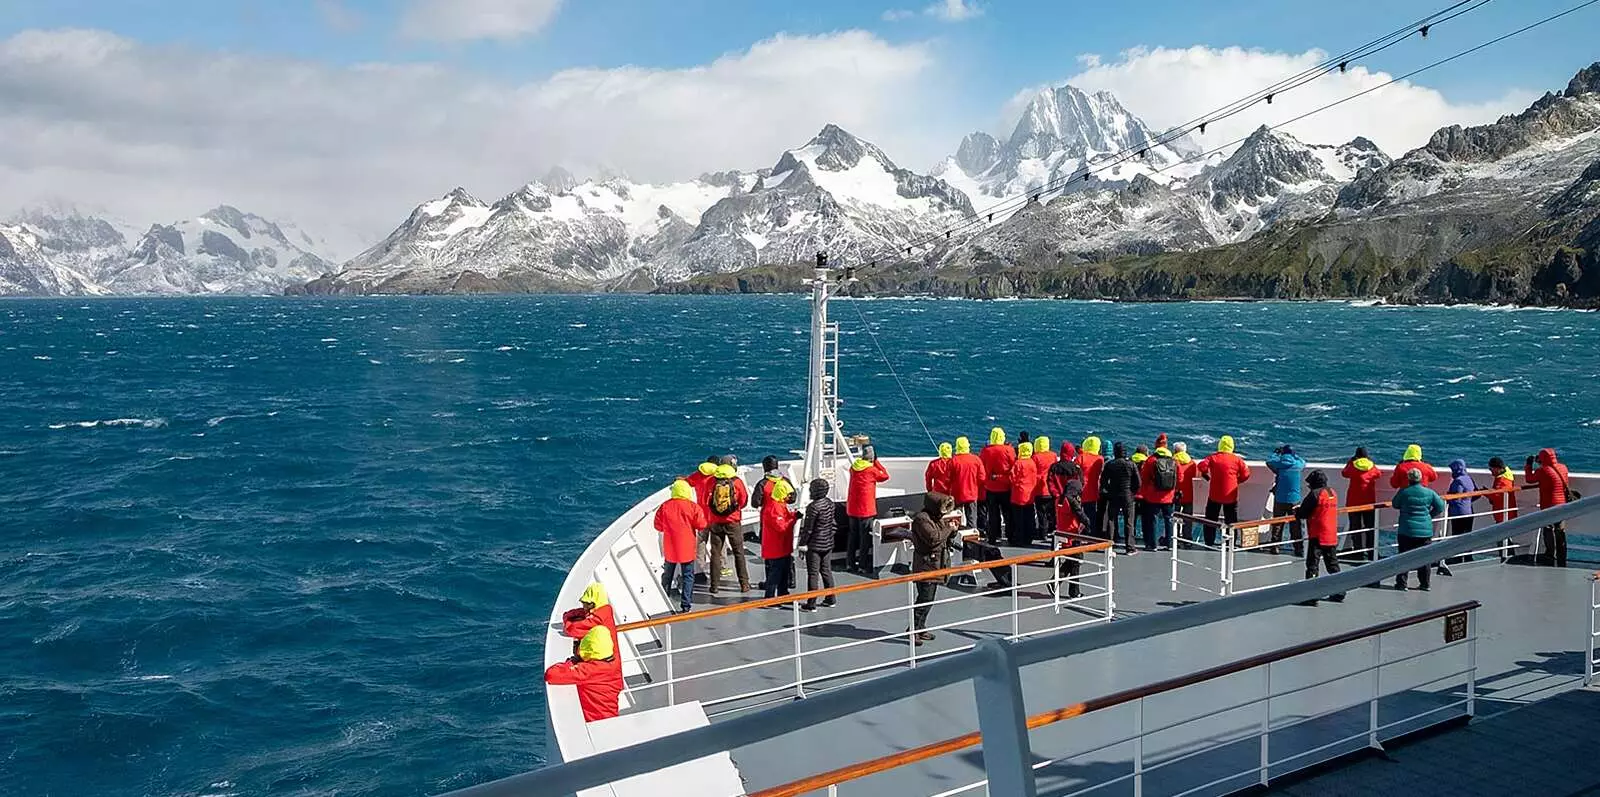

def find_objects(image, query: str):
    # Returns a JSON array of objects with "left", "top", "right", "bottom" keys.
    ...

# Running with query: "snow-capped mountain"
[
  {"left": 0, "top": 205, "right": 333, "bottom": 296},
  {"left": 306, "top": 124, "right": 975, "bottom": 293},
  {"left": 945, "top": 125, "right": 1391, "bottom": 267},
  {"left": 934, "top": 84, "right": 1206, "bottom": 203}
]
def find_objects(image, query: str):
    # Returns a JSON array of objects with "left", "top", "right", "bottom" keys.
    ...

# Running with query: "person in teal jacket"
[
  {"left": 1391, "top": 468, "right": 1447, "bottom": 591},
  {"left": 1266, "top": 445, "right": 1307, "bottom": 557}
]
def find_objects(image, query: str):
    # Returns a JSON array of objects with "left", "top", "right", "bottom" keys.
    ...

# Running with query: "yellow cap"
[
  {"left": 1017, "top": 442, "right": 1034, "bottom": 459},
  {"left": 1218, "top": 436, "right": 1235, "bottom": 454},
  {"left": 1403, "top": 444, "right": 1423, "bottom": 462},
  {"left": 714, "top": 464, "right": 737, "bottom": 479},
  {"left": 938, "top": 442, "right": 953, "bottom": 459},
  {"left": 989, "top": 427, "right": 1006, "bottom": 446},
  {"left": 580, "top": 582, "right": 609, "bottom": 608},
  {"left": 954, "top": 436, "right": 971, "bottom": 455},
  {"left": 1034, "top": 436, "right": 1050, "bottom": 454},
  {"left": 698, "top": 461, "right": 716, "bottom": 476},
  {"left": 1081, "top": 436, "right": 1102, "bottom": 456}
]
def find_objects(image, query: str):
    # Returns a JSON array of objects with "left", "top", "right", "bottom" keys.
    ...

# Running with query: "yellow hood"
[
  {"left": 1081, "top": 436, "right": 1102, "bottom": 456},
  {"left": 1033, "top": 436, "right": 1051, "bottom": 455},
  {"left": 1402, "top": 444, "right": 1423, "bottom": 462},
  {"left": 580, "top": 582, "right": 609, "bottom": 609},
  {"left": 1497, "top": 466, "right": 1516, "bottom": 482},
  {"left": 1131, "top": 452, "right": 1148, "bottom": 464},
  {"left": 1155, "top": 447, "right": 1171, "bottom": 458},
  {"left": 669, "top": 479, "right": 693, "bottom": 501},
  {"left": 954, "top": 436, "right": 971, "bottom": 455},
  {"left": 714, "top": 464, "right": 737, "bottom": 479},
  {"left": 1351, "top": 457, "right": 1375, "bottom": 472},
  {"left": 989, "top": 427, "right": 1006, "bottom": 446},
  {"left": 577, "top": 626, "right": 615, "bottom": 661},
  {"left": 1218, "top": 436, "right": 1235, "bottom": 454},
  {"left": 771, "top": 479, "right": 794, "bottom": 503},
  {"left": 938, "top": 442, "right": 953, "bottom": 459},
  {"left": 697, "top": 462, "right": 716, "bottom": 476},
  {"left": 1017, "top": 442, "right": 1034, "bottom": 459},
  {"left": 851, "top": 458, "right": 873, "bottom": 472},
  {"left": 1174, "top": 450, "right": 1192, "bottom": 465}
]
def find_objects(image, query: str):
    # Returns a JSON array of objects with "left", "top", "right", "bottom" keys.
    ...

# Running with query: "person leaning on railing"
[
  {"left": 544, "top": 626, "right": 624, "bottom": 723},
  {"left": 908, "top": 491, "right": 957, "bottom": 645},
  {"left": 1341, "top": 448, "right": 1383, "bottom": 562},
  {"left": 1526, "top": 448, "right": 1574, "bottom": 567},
  {"left": 1197, "top": 435, "right": 1251, "bottom": 547},
  {"left": 1391, "top": 468, "right": 1447, "bottom": 591}
]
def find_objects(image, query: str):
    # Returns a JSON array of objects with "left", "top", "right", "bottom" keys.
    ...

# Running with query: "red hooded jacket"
[
  {"left": 1490, "top": 470, "right": 1519, "bottom": 522},
  {"left": 654, "top": 496, "right": 706, "bottom": 564},
  {"left": 545, "top": 657, "right": 624, "bottom": 723},
  {"left": 925, "top": 457, "right": 954, "bottom": 494},
  {"left": 1176, "top": 458, "right": 1199, "bottom": 504},
  {"left": 706, "top": 478, "right": 748, "bottom": 525},
  {"left": 949, "top": 452, "right": 985, "bottom": 503},
  {"left": 1077, "top": 450, "right": 1105, "bottom": 503},
  {"left": 685, "top": 468, "right": 715, "bottom": 509},
  {"left": 1139, "top": 455, "right": 1177, "bottom": 504},
  {"left": 1526, "top": 448, "right": 1571, "bottom": 509},
  {"left": 847, "top": 459, "right": 890, "bottom": 518},
  {"left": 562, "top": 605, "right": 617, "bottom": 645},
  {"left": 1300, "top": 487, "right": 1340, "bottom": 547},
  {"left": 760, "top": 500, "right": 797, "bottom": 558},
  {"left": 1390, "top": 460, "right": 1437, "bottom": 490},
  {"left": 1199, "top": 452, "right": 1251, "bottom": 504},
  {"left": 1031, "top": 449, "right": 1058, "bottom": 500},
  {"left": 980, "top": 444, "right": 1016, "bottom": 493},
  {"left": 1009, "top": 456, "right": 1039, "bottom": 506},
  {"left": 1342, "top": 459, "right": 1384, "bottom": 507}
]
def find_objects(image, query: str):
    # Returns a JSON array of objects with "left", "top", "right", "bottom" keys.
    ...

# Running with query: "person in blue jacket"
[
  {"left": 1266, "top": 445, "right": 1306, "bottom": 557},
  {"left": 1440, "top": 459, "right": 1481, "bottom": 574},
  {"left": 1392, "top": 468, "right": 1447, "bottom": 591}
]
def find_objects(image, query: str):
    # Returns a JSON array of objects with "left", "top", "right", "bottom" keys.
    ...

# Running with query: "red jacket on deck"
[
  {"left": 685, "top": 470, "right": 715, "bottom": 509},
  {"left": 847, "top": 460, "right": 890, "bottom": 518},
  {"left": 545, "top": 657, "right": 624, "bottom": 723},
  {"left": 1390, "top": 460, "right": 1437, "bottom": 490},
  {"left": 1199, "top": 452, "right": 1251, "bottom": 504},
  {"left": 1009, "top": 457, "right": 1039, "bottom": 506},
  {"left": 705, "top": 478, "right": 748, "bottom": 525},
  {"left": 1526, "top": 448, "right": 1571, "bottom": 509},
  {"left": 1342, "top": 460, "right": 1384, "bottom": 507},
  {"left": 562, "top": 605, "right": 617, "bottom": 645},
  {"left": 760, "top": 499, "right": 797, "bottom": 559},
  {"left": 1490, "top": 471, "right": 1520, "bottom": 522},
  {"left": 950, "top": 452, "right": 985, "bottom": 503},
  {"left": 1301, "top": 488, "right": 1340, "bottom": 547},
  {"left": 1078, "top": 452, "right": 1105, "bottom": 503},
  {"left": 980, "top": 444, "right": 1016, "bottom": 494},
  {"left": 1175, "top": 458, "right": 1199, "bottom": 505},
  {"left": 654, "top": 496, "right": 706, "bottom": 564},
  {"left": 925, "top": 457, "right": 955, "bottom": 495},
  {"left": 1031, "top": 450, "right": 1058, "bottom": 499},
  {"left": 1139, "top": 456, "right": 1177, "bottom": 504}
]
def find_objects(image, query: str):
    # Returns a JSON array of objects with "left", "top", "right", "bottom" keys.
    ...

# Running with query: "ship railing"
[
  {"left": 614, "top": 540, "right": 1115, "bottom": 718},
  {"left": 1587, "top": 572, "right": 1600, "bottom": 686},
  {"left": 448, "top": 497, "right": 1599, "bottom": 797},
  {"left": 1168, "top": 514, "right": 1230, "bottom": 596},
  {"left": 747, "top": 601, "right": 1481, "bottom": 797}
]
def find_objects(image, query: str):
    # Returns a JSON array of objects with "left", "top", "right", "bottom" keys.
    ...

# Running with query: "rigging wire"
[
  {"left": 850, "top": 0, "right": 1508, "bottom": 268},
  {"left": 845, "top": 300, "right": 938, "bottom": 451}
]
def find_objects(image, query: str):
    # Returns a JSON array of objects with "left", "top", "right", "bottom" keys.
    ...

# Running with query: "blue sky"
[{"left": 1, "top": 0, "right": 1596, "bottom": 249}]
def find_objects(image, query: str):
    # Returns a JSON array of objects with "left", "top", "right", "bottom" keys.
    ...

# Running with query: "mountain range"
[{"left": 8, "top": 61, "right": 1600, "bottom": 305}]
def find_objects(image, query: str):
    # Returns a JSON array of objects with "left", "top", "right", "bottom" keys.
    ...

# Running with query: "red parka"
[
  {"left": 1009, "top": 457, "right": 1039, "bottom": 506},
  {"left": 545, "top": 657, "right": 623, "bottom": 722},
  {"left": 980, "top": 444, "right": 1016, "bottom": 494},
  {"left": 706, "top": 478, "right": 748, "bottom": 525},
  {"left": 1175, "top": 457, "right": 1199, "bottom": 505},
  {"left": 1489, "top": 470, "right": 1519, "bottom": 522},
  {"left": 1031, "top": 449, "right": 1058, "bottom": 500},
  {"left": 1139, "top": 455, "right": 1177, "bottom": 504},
  {"left": 1300, "top": 487, "right": 1340, "bottom": 547},
  {"left": 1199, "top": 451, "right": 1252, "bottom": 504},
  {"left": 654, "top": 494, "right": 706, "bottom": 564},
  {"left": 1342, "top": 459, "right": 1384, "bottom": 507},
  {"left": 950, "top": 452, "right": 985, "bottom": 503},
  {"left": 847, "top": 459, "right": 890, "bottom": 518},
  {"left": 1078, "top": 450, "right": 1105, "bottom": 503},
  {"left": 760, "top": 499, "right": 797, "bottom": 559},
  {"left": 1526, "top": 448, "right": 1571, "bottom": 509},
  {"left": 925, "top": 457, "right": 954, "bottom": 495},
  {"left": 562, "top": 604, "right": 617, "bottom": 645}
]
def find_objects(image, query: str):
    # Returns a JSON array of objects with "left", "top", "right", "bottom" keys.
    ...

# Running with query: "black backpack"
[
  {"left": 1153, "top": 456, "right": 1178, "bottom": 491},
  {"left": 709, "top": 478, "right": 739, "bottom": 516}
]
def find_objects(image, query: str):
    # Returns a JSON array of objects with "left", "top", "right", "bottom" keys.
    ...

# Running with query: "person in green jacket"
[{"left": 1391, "top": 468, "right": 1447, "bottom": 591}]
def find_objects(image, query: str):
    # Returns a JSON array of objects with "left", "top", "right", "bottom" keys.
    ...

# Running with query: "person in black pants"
[
  {"left": 797, "top": 478, "right": 838, "bottom": 612},
  {"left": 1346, "top": 508, "right": 1377, "bottom": 562},
  {"left": 1099, "top": 442, "right": 1141, "bottom": 555},
  {"left": 1203, "top": 501, "right": 1238, "bottom": 547}
]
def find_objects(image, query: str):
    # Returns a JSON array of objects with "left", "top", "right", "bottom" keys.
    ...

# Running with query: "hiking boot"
[
  {"left": 799, "top": 603, "right": 817, "bottom": 613},
  {"left": 918, "top": 631, "right": 935, "bottom": 641},
  {"left": 821, "top": 599, "right": 837, "bottom": 608}
]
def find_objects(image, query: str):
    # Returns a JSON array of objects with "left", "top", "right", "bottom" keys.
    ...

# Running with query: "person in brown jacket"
[{"left": 909, "top": 491, "right": 957, "bottom": 644}]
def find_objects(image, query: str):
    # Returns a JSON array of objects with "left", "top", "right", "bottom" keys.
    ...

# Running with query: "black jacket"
[
  {"left": 911, "top": 492, "right": 956, "bottom": 573},
  {"left": 1100, "top": 457, "right": 1141, "bottom": 502},
  {"left": 798, "top": 497, "right": 838, "bottom": 551}
]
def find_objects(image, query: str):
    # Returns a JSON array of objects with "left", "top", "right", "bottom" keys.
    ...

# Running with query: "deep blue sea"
[{"left": 2, "top": 295, "right": 1597, "bottom": 797}]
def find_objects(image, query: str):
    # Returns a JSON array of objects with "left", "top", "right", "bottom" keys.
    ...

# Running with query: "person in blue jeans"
[
  {"left": 1266, "top": 444, "right": 1307, "bottom": 557},
  {"left": 1392, "top": 468, "right": 1447, "bottom": 591}
]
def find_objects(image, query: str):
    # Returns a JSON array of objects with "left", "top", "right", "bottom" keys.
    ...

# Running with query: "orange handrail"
[
  {"left": 617, "top": 539, "right": 1113, "bottom": 633},
  {"left": 1231, "top": 485, "right": 1527, "bottom": 531},
  {"left": 747, "top": 600, "right": 1481, "bottom": 797}
]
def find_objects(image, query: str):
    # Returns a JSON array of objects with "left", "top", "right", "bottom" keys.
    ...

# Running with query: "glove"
[
  {"left": 798, "top": 545, "right": 809, "bottom": 554},
  {"left": 562, "top": 607, "right": 587, "bottom": 623}
]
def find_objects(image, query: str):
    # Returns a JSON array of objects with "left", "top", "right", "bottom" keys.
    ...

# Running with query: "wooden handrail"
[
  {"left": 748, "top": 600, "right": 1481, "bottom": 797},
  {"left": 616, "top": 540, "right": 1113, "bottom": 633},
  {"left": 1231, "top": 486, "right": 1526, "bottom": 531}
]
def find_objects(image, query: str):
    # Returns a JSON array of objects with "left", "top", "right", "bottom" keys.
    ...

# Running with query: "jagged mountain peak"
[
  {"left": 775, "top": 123, "right": 898, "bottom": 174},
  {"left": 955, "top": 132, "right": 1001, "bottom": 175},
  {"left": 541, "top": 166, "right": 580, "bottom": 193},
  {"left": 1566, "top": 61, "right": 1600, "bottom": 98}
]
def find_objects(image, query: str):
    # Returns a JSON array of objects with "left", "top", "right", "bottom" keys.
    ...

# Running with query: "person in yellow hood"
[
  {"left": 562, "top": 582, "right": 617, "bottom": 657},
  {"left": 1031, "top": 436, "right": 1058, "bottom": 536},
  {"left": 949, "top": 436, "right": 985, "bottom": 528},
  {"left": 1341, "top": 447, "right": 1384, "bottom": 562},
  {"left": 979, "top": 428, "right": 1016, "bottom": 545},
  {"left": 1077, "top": 436, "right": 1106, "bottom": 536},
  {"left": 925, "top": 441, "right": 955, "bottom": 495},
  {"left": 545, "top": 626, "right": 623, "bottom": 722}
]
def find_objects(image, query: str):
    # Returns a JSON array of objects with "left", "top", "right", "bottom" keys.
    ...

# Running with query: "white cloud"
[
  {"left": 883, "top": 0, "right": 982, "bottom": 23},
  {"left": 314, "top": 0, "right": 363, "bottom": 33},
  {"left": 1063, "top": 46, "right": 1536, "bottom": 160},
  {"left": 399, "top": 0, "right": 564, "bottom": 43},
  {"left": 0, "top": 29, "right": 949, "bottom": 256}
]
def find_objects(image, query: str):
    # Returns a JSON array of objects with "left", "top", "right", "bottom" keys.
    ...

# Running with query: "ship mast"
[{"left": 800, "top": 252, "right": 857, "bottom": 497}]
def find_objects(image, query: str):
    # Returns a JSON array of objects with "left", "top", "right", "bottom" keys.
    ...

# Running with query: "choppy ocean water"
[{"left": 2, "top": 295, "right": 1597, "bottom": 797}]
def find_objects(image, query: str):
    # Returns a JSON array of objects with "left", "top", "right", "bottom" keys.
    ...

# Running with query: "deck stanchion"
[
  {"left": 1053, "top": 549, "right": 1063, "bottom": 616},
  {"left": 907, "top": 579, "right": 917, "bottom": 668},
  {"left": 665, "top": 624, "right": 676, "bottom": 706},
  {"left": 1132, "top": 698, "right": 1146, "bottom": 797},
  {"left": 1011, "top": 574, "right": 1021, "bottom": 640},
  {"left": 1466, "top": 608, "right": 1477, "bottom": 718},
  {"left": 1589, "top": 576, "right": 1599, "bottom": 685},
  {"left": 1105, "top": 547, "right": 1116, "bottom": 617},
  {"left": 1259, "top": 662, "right": 1272, "bottom": 786},
  {"left": 1169, "top": 534, "right": 1179, "bottom": 593},
  {"left": 1367, "top": 635, "right": 1381, "bottom": 749},
  {"left": 1221, "top": 524, "right": 1234, "bottom": 596},
  {"left": 792, "top": 600, "right": 806, "bottom": 700}
]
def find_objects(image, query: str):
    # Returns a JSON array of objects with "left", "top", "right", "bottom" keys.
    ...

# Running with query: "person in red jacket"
[
  {"left": 1486, "top": 456, "right": 1519, "bottom": 563},
  {"left": 1031, "top": 436, "right": 1059, "bottom": 537},
  {"left": 654, "top": 479, "right": 706, "bottom": 613},
  {"left": 1139, "top": 446, "right": 1178, "bottom": 552},
  {"left": 1077, "top": 436, "right": 1105, "bottom": 537},
  {"left": 1172, "top": 442, "right": 1200, "bottom": 544},
  {"left": 1197, "top": 435, "right": 1251, "bottom": 547},
  {"left": 1526, "top": 448, "right": 1572, "bottom": 566},
  {"left": 1295, "top": 471, "right": 1345, "bottom": 603},
  {"left": 1341, "top": 447, "right": 1384, "bottom": 562},
  {"left": 925, "top": 441, "right": 955, "bottom": 495},
  {"left": 545, "top": 626, "right": 624, "bottom": 723},
  {"left": 949, "top": 436, "right": 985, "bottom": 529},
  {"left": 760, "top": 479, "right": 799, "bottom": 598},
  {"left": 1008, "top": 442, "right": 1040, "bottom": 546},
  {"left": 686, "top": 457, "right": 719, "bottom": 507},
  {"left": 562, "top": 582, "right": 618, "bottom": 655},
  {"left": 979, "top": 428, "right": 1017, "bottom": 545},
  {"left": 704, "top": 463, "right": 750, "bottom": 595},
  {"left": 846, "top": 446, "right": 891, "bottom": 574},
  {"left": 1389, "top": 445, "right": 1437, "bottom": 489}
]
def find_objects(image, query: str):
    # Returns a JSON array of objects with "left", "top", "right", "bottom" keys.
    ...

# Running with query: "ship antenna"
[{"left": 800, "top": 252, "right": 856, "bottom": 496}]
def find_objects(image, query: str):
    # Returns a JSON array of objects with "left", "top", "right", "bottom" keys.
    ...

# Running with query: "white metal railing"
[
  {"left": 624, "top": 545, "right": 1115, "bottom": 717},
  {"left": 457, "top": 496, "right": 1599, "bottom": 797},
  {"left": 927, "top": 603, "right": 1479, "bottom": 797},
  {"left": 1587, "top": 573, "right": 1600, "bottom": 686}
]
